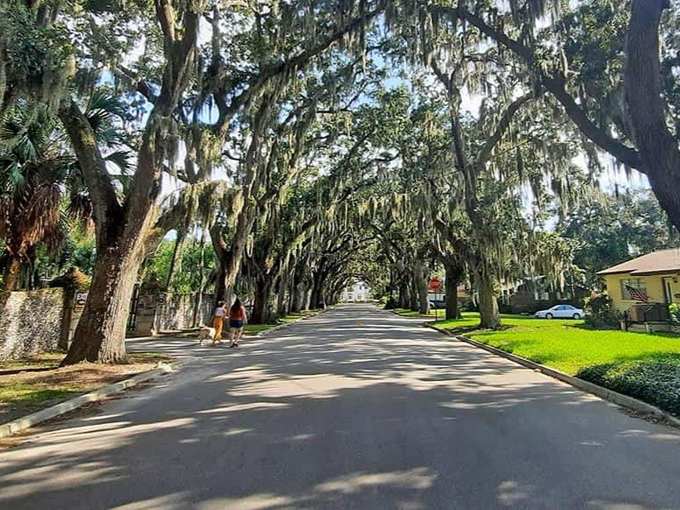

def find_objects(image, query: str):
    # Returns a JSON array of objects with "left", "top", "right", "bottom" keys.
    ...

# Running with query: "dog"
[{"left": 198, "top": 326, "right": 217, "bottom": 346}]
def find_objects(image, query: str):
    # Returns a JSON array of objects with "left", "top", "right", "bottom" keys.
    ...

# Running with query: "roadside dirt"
[{"left": 0, "top": 353, "right": 172, "bottom": 425}]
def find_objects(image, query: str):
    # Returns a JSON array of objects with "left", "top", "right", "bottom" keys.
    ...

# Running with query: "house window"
[{"left": 621, "top": 278, "right": 646, "bottom": 300}]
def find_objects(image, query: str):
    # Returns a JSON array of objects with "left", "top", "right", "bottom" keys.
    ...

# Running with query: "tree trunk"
[
  {"left": 302, "top": 287, "right": 311, "bottom": 311},
  {"left": 58, "top": 286, "right": 76, "bottom": 350},
  {"left": 192, "top": 230, "right": 206, "bottom": 327},
  {"left": 445, "top": 282, "right": 459, "bottom": 320},
  {"left": 398, "top": 281, "right": 408, "bottom": 309},
  {"left": 2, "top": 255, "right": 22, "bottom": 291},
  {"left": 213, "top": 261, "right": 228, "bottom": 303},
  {"left": 409, "top": 277, "right": 419, "bottom": 312},
  {"left": 61, "top": 246, "right": 142, "bottom": 364},
  {"left": 309, "top": 286, "right": 318, "bottom": 311},
  {"left": 477, "top": 268, "right": 500, "bottom": 329},
  {"left": 57, "top": 4, "right": 204, "bottom": 364},
  {"left": 624, "top": 0, "right": 680, "bottom": 233},
  {"left": 291, "top": 281, "right": 302, "bottom": 313},
  {"left": 211, "top": 207, "right": 256, "bottom": 306},
  {"left": 310, "top": 272, "right": 325, "bottom": 309},
  {"left": 276, "top": 271, "right": 289, "bottom": 317},
  {"left": 414, "top": 263, "right": 430, "bottom": 315},
  {"left": 165, "top": 230, "right": 185, "bottom": 290},
  {"left": 287, "top": 277, "right": 297, "bottom": 314},
  {"left": 445, "top": 261, "right": 463, "bottom": 320},
  {"left": 251, "top": 278, "right": 272, "bottom": 324}
]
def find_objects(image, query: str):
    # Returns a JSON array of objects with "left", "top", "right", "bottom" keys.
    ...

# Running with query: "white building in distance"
[{"left": 341, "top": 280, "right": 370, "bottom": 302}]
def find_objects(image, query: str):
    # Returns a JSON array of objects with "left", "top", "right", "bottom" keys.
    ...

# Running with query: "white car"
[{"left": 534, "top": 305, "right": 585, "bottom": 319}]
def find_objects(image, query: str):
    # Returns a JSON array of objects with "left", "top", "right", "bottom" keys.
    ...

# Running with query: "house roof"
[{"left": 597, "top": 248, "right": 680, "bottom": 276}]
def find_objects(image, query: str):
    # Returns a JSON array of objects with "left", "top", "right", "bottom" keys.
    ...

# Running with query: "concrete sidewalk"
[{"left": 1, "top": 304, "right": 680, "bottom": 509}]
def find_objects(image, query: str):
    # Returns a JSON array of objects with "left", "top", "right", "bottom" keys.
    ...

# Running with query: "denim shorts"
[{"left": 229, "top": 320, "right": 244, "bottom": 329}]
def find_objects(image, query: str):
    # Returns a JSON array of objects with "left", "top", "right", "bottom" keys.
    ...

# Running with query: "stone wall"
[
  {"left": 157, "top": 293, "right": 214, "bottom": 331},
  {"left": 0, "top": 287, "right": 217, "bottom": 357},
  {"left": 126, "top": 290, "right": 215, "bottom": 337},
  {"left": 0, "top": 288, "right": 65, "bottom": 361}
]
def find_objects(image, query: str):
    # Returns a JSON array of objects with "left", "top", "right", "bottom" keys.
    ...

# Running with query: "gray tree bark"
[
  {"left": 624, "top": 0, "right": 680, "bottom": 232},
  {"left": 444, "top": 260, "right": 464, "bottom": 320},
  {"left": 477, "top": 267, "right": 500, "bottom": 329}
]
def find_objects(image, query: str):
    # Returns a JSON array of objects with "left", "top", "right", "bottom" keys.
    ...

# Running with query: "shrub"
[
  {"left": 383, "top": 297, "right": 398, "bottom": 309},
  {"left": 498, "top": 302, "right": 513, "bottom": 314},
  {"left": 670, "top": 303, "right": 680, "bottom": 325},
  {"left": 584, "top": 293, "right": 621, "bottom": 330},
  {"left": 578, "top": 355, "right": 680, "bottom": 417},
  {"left": 460, "top": 300, "right": 478, "bottom": 312}
]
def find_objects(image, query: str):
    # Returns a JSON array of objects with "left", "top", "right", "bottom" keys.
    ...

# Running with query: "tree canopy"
[{"left": 1, "top": 0, "right": 679, "bottom": 363}]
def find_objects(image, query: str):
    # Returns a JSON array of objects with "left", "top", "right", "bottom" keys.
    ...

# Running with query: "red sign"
[{"left": 428, "top": 277, "right": 442, "bottom": 292}]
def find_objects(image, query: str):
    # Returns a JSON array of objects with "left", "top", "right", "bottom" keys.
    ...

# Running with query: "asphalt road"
[{"left": 2, "top": 304, "right": 680, "bottom": 509}]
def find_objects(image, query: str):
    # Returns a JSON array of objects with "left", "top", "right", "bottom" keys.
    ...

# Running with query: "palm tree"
[
  {"left": 0, "top": 93, "right": 129, "bottom": 290},
  {"left": 0, "top": 106, "right": 76, "bottom": 289}
]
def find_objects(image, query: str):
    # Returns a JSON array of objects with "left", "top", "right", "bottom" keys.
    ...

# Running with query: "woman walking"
[
  {"left": 229, "top": 298, "right": 247, "bottom": 348},
  {"left": 212, "top": 301, "right": 227, "bottom": 346}
]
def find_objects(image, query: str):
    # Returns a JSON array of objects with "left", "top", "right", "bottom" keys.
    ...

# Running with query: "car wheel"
[
  {"left": 573, "top": 313, "right": 581, "bottom": 319},
  {"left": 546, "top": 313, "right": 553, "bottom": 319}
]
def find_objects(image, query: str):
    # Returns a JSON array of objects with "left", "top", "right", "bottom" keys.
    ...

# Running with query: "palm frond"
[
  {"left": 104, "top": 150, "right": 133, "bottom": 174},
  {"left": 17, "top": 182, "right": 62, "bottom": 252},
  {"left": 86, "top": 89, "right": 128, "bottom": 133},
  {"left": 67, "top": 191, "right": 93, "bottom": 224}
]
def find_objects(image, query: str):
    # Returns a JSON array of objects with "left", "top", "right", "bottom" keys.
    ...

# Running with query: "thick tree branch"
[
  {"left": 624, "top": 0, "right": 680, "bottom": 230},
  {"left": 475, "top": 93, "right": 534, "bottom": 167},
  {"left": 155, "top": 0, "right": 176, "bottom": 47},
  {"left": 58, "top": 99, "right": 123, "bottom": 247},
  {"left": 429, "top": 3, "right": 643, "bottom": 171},
  {"left": 145, "top": 180, "right": 229, "bottom": 251},
  {"left": 125, "top": 2, "right": 206, "bottom": 235},
  {"left": 116, "top": 66, "right": 157, "bottom": 104},
  {"left": 213, "top": 7, "right": 383, "bottom": 135}
]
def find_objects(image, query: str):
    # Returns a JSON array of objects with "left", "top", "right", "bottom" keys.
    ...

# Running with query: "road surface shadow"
[{"left": 1, "top": 305, "right": 679, "bottom": 509}]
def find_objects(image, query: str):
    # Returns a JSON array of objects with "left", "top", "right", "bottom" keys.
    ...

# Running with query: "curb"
[
  {"left": 256, "top": 308, "right": 330, "bottom": 338},
  {"left": 387, "top": 308, "right": 438, "bottom": 320},
  {"left": 425, "top": 323, "right": 680, "bottom": 429},
  {"left": 0, "top": 360, "right": 183, "bottom": 439}
]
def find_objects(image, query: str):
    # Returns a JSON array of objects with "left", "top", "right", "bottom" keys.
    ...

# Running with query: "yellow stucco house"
[{"left": 598, "top": 248, "right": 680, "bottom": 315}]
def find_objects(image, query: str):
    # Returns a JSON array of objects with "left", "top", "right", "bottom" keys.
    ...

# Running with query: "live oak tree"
[
  {"left": 58, "top": 0, "right": 216, "bottom": 364},
  {"left": 0, "top": 0, "right": 385, "bottom": 363},
  {"left": 389, "top": 0, "right": 680, "bottom": 233},
  {"left": 196, "top": 1, "right": 387, "bottom": 305},
  {"left": 558, "top": 188, "right": 680, "bottom": 287},
  {"left": 1, "top": 0, "right": 227, "bottom": 363},
  {"left": 3, "top": 0, "right": 678, "bottom": 361}
]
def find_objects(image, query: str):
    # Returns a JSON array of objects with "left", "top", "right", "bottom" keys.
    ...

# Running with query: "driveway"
[{"left": 1, "top": 304, "right": 680, "bottom": 509}]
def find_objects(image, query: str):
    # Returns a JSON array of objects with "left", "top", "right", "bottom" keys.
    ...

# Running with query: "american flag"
[{"left": 625, "top": 284, "right": 649, "bottom": 302}]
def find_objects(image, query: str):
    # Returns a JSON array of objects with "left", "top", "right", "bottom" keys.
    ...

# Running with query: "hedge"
[{"left": 578, "top": 355, "right": 680, "bottom": 417}]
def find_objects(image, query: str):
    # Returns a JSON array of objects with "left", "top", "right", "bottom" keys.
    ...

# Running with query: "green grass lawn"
[
  {"left": 436, "top": 313, "right": 680, "bottom": 416},
  {"left": 392, "top": 308, "right": 445, "bottom": 318},
  {"left": 244, "top": 309, "right": 322, "bottom": 335},
  {"left": 435, "top": 313, "right": 680, "bottom": 374},
  {"left": 0, "top": 352, "right": 171, "bottom": 424},
  {"left": 279, "top": 309, "right": 321, "bottom": 323},
  {"left": 244, "top": 323, "right": 278, "bottom": 335}
]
